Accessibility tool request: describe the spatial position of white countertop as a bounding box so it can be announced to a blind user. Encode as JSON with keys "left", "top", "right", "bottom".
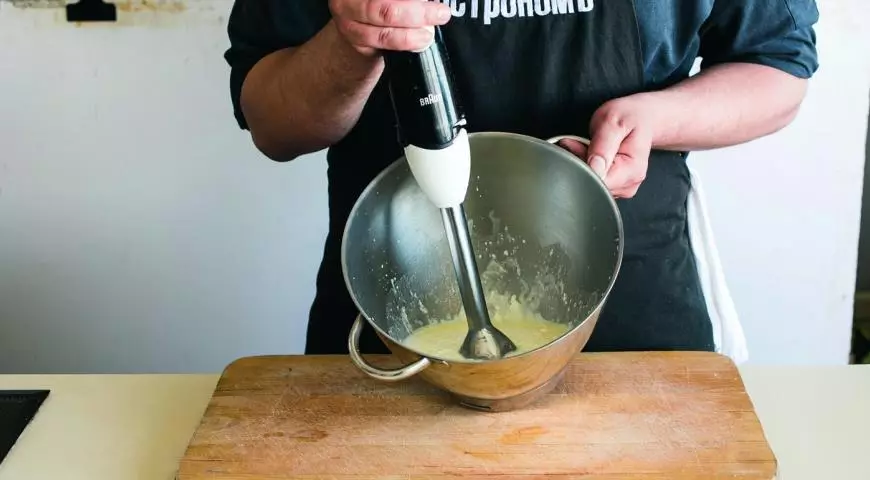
{"left": 0, "top": 365, "right": 868, "bottom": 480}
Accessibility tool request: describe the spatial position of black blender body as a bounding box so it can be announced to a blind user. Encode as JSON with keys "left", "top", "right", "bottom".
{"left": 383, "top": 28, "right": 467, "bottom": 151}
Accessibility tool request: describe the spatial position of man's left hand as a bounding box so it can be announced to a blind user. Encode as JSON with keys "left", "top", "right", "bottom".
{"left": 556, "top": 95, "right": 657, "bottom": 199}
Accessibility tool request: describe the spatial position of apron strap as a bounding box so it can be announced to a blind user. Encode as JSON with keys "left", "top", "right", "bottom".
{"left": 686, "top": 166, "right": 749, "bottom": 364}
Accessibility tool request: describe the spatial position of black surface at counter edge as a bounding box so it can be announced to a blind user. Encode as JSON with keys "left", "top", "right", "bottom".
{"left": 0, "top": 390, "right": 50, "bottom": 464}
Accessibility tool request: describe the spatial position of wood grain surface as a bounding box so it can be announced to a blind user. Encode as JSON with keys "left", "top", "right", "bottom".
{"left": 177, "top": 352, "right": 777, "bottom": 479}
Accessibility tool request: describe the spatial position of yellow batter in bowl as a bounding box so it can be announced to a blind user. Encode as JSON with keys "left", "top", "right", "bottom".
{"left": 401, "top": 293, "right": 569, "bottom": 361}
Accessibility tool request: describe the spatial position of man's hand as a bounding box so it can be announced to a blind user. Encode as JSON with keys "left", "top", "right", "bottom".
{"left": 557, "top": 64, "right": 808, "bottom": 199}
{"left": 329, "top": 0, "right": 452, "bottom": 56}
{"left": 557, "top": 95, "right": 658, "bottom": 199}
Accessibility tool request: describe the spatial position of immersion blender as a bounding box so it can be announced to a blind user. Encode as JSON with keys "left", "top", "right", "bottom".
{"left": 382, "top": 26, "right": 517, "bottom": 361}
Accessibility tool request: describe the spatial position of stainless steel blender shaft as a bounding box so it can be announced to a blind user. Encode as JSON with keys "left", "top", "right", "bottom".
{"left": 442, "top": 205, "right": 517, "bottom": 360}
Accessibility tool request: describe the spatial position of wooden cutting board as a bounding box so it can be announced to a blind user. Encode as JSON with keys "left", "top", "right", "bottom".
{"left": 177, "top": 352, "right": 777, "bottom": 479}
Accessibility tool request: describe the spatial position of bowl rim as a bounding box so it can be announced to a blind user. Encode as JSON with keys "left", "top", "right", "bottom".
{"left": 340, "top": 130, "right": 625, "bottom": 364}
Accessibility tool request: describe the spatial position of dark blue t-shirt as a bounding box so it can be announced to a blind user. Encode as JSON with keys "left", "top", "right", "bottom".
{"left": 224, "top": 0, "right": 819, "bottom": 130}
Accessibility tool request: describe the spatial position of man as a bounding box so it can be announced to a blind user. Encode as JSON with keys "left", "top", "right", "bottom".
{"left": 224, "top": 0, "right": 819, "bottom": 355}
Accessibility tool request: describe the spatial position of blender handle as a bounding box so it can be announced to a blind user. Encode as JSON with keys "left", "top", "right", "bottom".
{"left": 546, "top": 135, "right": 591, "bottom": 159}
{"left": 383, "top": 26, "right": 466, "bottom": 151}
{"left": 348, "top": 315, "right": 431, "bottom": 382}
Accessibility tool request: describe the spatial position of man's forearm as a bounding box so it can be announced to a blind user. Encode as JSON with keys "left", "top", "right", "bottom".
{"left": 240, "top": 20, "right": 384, "bottom": 162}
{"left": 635, "top": 63, "right": 809, "bottom": 152}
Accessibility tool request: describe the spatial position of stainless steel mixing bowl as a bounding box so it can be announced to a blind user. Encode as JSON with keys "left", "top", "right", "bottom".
{"left": 342, "top": 132, "right": 623, "bottom": 411}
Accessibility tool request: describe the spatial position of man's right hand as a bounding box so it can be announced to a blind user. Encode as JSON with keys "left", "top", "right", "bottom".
{"left": 329, "top": 0, "right": 453, "bottom": 56}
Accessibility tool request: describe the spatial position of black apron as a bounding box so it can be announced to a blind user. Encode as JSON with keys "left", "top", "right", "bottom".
{"left": 305, "top": 0, "right": 715, "bottom": 354}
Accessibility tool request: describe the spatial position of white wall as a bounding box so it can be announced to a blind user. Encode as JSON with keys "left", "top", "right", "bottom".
{"left": 1, "top": 0, "right": 868, "bottom": 373}
{"left": 0, "top": 1, "right": 329, "bottom": 373}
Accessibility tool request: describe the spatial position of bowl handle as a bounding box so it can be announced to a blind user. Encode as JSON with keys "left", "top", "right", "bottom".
{"left": 348, "top": 315, "right": 431, "bottom": 382}
{"left": 546, "top": 134, "right": 591, "bottom": 158}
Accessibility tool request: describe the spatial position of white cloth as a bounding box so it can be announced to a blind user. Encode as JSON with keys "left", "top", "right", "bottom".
{"left": 686, "top": 167, "right": 749, "bottom": 364}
